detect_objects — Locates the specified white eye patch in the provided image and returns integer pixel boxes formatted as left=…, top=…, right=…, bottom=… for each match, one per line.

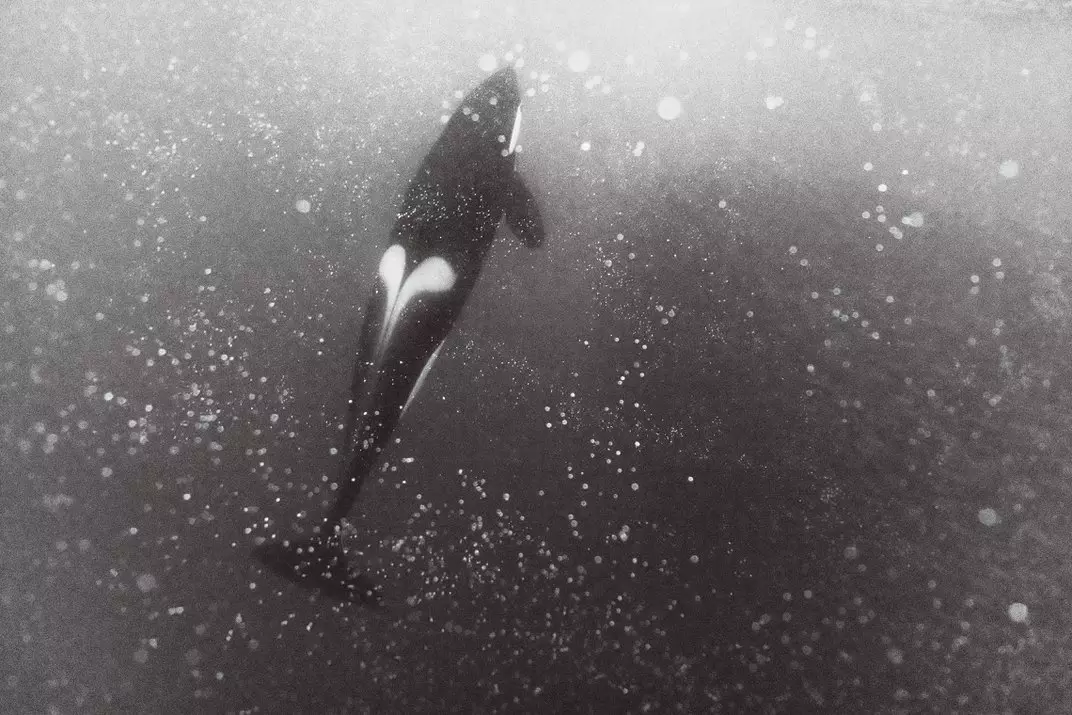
left=507, top=106, right=522, bottom=155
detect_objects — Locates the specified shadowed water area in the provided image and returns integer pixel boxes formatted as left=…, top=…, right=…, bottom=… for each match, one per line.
left=4, top=0, right=1072, bottom=712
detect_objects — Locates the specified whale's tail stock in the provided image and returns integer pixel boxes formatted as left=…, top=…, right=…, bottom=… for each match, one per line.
left=252, top=532, right=381, bottom=605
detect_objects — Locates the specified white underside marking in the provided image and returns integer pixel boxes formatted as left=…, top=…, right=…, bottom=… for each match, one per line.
left=507, top=106, right=522, bottom=155
left=375, top=244, right=456, bottom=363
left=401, top=339, right=446, bottom=418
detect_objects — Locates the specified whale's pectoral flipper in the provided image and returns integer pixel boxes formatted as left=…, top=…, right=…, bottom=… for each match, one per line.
left=504, top=175, right=545, bottom=248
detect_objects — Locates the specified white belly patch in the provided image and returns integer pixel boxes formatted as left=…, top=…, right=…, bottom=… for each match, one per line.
left=375, top=244, right=456, bottom=362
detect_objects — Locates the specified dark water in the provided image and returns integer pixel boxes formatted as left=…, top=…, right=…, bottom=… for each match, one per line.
left=4, top=1, right=1072, bottom=712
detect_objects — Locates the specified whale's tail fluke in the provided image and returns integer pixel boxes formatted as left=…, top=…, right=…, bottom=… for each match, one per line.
left=252, top=536, right=381, bottom=605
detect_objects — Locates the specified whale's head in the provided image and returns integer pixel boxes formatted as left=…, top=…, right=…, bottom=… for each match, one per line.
left=433, top=66, right=524, bottom=183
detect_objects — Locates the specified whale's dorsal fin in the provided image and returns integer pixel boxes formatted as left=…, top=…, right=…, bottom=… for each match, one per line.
left=504, top=174, right=544, bottom=248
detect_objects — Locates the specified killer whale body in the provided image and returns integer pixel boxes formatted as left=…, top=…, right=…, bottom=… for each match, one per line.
left=253, top=67, right=544, bottom=604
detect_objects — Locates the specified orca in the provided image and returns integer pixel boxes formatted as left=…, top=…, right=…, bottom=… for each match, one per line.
left=253, top=66, right=545, bottom=604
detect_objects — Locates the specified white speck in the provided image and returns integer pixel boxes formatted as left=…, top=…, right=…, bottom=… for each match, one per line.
left=477, top=54, right=498, bottom=72
left=877, top=183, right=887, bottom=192
left=863, top=162, right=873, bottom=171
left=632, top=141, right=645, bottom=157
left=901, top=212, right=924, bottom=227
left=999, top=160, right=1020, bottom=179
left=136, top=573, right=158, bottom=593
left=294, top=199, right=311, bottom=213
left=580, top=141, right=591, bottom=151
left=689, top=554, right=699, bottom=564
left=970, top=274, right=980, bottom=284
left=657, top=96, right=683, bottom=121
left=1008, top=602, right=1029, bottom=623
left=978, top=508, right=1000, bottom=526
left=992, top=258, right=1002, bottom=268
left=133, top=648, right=149, bottom=664
left=101, top=467, right=113, bottom=478
left=567, top=50, right=590, bottom=73
left=765, top=96, right=784, bottom=110
left=631, top=482, right=639, bottom=491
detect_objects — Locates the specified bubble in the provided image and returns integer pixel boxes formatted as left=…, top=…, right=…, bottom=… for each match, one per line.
left=136, top=573, right=158, bottom=593
left=901, top=212, right=924, bottom=227
left=657, top=96, right=683, bottom=121
left=1007, top=602, right=1029, bottom=623
left=765, top=96, right=784, bottom=110
left=294, top=199, right=311, bottom=214
left=999, top=159, right=1020, bottom=179
left=477, top=54, right=498, bottom=72
left=567, top=50, right=590, bottom=73
left=977, top=508, right=999, bottom=526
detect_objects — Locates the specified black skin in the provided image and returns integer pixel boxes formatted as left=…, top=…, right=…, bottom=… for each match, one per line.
left=321, top=67, right=544, bottom=537
left=253, top=68, right=543, bottom=602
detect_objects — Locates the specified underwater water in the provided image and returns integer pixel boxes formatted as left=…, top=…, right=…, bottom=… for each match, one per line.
left=4, top=0, right=1072, bottom=712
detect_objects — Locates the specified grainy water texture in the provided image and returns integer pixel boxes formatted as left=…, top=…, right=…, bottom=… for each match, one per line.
left=3, top=0, right=1072, bottom=712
